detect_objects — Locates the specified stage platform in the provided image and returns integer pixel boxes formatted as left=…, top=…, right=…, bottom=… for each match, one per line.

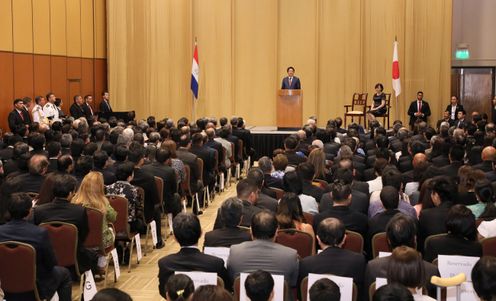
left=247, top=126, right=296, bottom=160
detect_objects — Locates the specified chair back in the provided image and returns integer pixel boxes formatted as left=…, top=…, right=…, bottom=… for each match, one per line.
left=107, top=195, right=133, bottom=238
left=154, top=176, right=164, bottom=209
left=237, top=139, right=244, bottom=161
left=0, top=241, right=40, bottom=300
left=181, top=164, right=192, bottom=196
left=481, top=236, right=496, bottom=257
left=197, top=158, right=204, bottom=183
left=383, top=93, right=391, bottom=108
left=351, top=93, right=368, bottom=111
left=268, top=187, right=285, bottom=200
left=230, top=142, right=235, bottom=163
left=342, top=230, right=364, bottom=254
left=39, top=222, right=79, bottom=273
left=84, top=207, right=104, bottom=250
left=275, top=229, right=314, bottom=258
left=372, top=232, right=391, bottom=258
left=424, top=233, right=448, bottom=252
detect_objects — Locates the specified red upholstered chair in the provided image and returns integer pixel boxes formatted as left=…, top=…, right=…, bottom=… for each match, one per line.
left=342, top=230, right=364, bottom=254
left=481, top=236, right=496, bottom=257
left=371, top=232, right=391, bottom=258
left=275, top=229, right=315, bottom=258
left=0, top=241, right=41, bottom=300
left=108, top=195, right=141, bottom=273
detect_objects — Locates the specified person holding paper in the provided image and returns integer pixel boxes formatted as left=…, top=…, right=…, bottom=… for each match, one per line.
left=158, top=213, right=229, bottom=298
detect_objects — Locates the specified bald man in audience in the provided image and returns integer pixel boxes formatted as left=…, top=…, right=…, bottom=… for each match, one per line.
left=473, top=146, right=496, bottom=172
left=16, top=154, right=48, bottom=193
left=402, top=153, right=428, bottom=193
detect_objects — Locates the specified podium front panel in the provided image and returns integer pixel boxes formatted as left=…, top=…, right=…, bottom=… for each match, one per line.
left=277, top=89, right=302, bottom=128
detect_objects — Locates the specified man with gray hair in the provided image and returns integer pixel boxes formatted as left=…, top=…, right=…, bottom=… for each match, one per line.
left=16, top=154, right=49, bottom=193
left=204, top=197, right=251, bottom=247
left=258, top=156, right=284, bottom=190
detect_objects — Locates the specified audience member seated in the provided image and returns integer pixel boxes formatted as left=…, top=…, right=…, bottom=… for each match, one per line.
left=368, top=167, right=416, bottom=219
left=227, top=211, right=299, bottom=287
left=245, top=270, right=274, bottom=301
left=204, top=198, right=251, bottom=247
left=157, top=213, right=228, bottom=298
left=284, top=136, right=307, bottom=166
left=456, top=166, right=485, bottom=206
left=473, top=146, right=496, bottom=173
left=471, top=256, right=496, bottom=301
left=319, top=168, right=369, bottom=215
left=213, top=179, right=262, bottom=229
left=92, top=150, right=117, bottom=185
left=0, top=193, right=72, bottom=301
left=365, top=214, right=439, bottom=298
left=3, top=141, right=29, bottom=176
left=15, top=154, right=48, bottom=193
left=91, top=288, right=133, bottom=301
left=309, top=278, right=341, bottom=301
left=418, top=176, right=455, bottom=249
left=276, top=192, right=315, bottom=239
left=424, top=204, right=482, bottom=263
left=106, top=162, right=145, bottom=233
left=72, top=171, right=117, bottom=273
left=368, top=186, right=402, bottom=240
left=299, top=217, right=365, bottom=295
left=32, top=173, right=92, bottom=274
left=297, top=162, right=325, bottom=202
left=189, top=132, right=216, bottom=191
left=271, top=154, right=288, bottom=180
left=190, top=285, right=232, bottom=301
left=373, top=283, right=414, bottom=301
left=165, top=274, right=194, bottom=301
left=283, top=171, right=318, bottom=215
left=367, top=158, right=388, bottom=193
left=387, top=246, right=436, bottom=300
left=142, top=147, right=181, bottom=217
left=258, top=156, right=284, bottom=190
left=247, top=168, right=278, bottom=212
left=438, top=144, right=464, bottom=180
left=402, top=153, right=428, bottom=197
left=308, top=148, right=333, bottom=184
left=46, top=141, right=61, bottom=173
left=160, top=140, right=186, bottom=185
left=214, top=126, right=234, bottom=171
left=468, top=179, right=496, bottom=219
left=313, top=180, right=368, bottom=238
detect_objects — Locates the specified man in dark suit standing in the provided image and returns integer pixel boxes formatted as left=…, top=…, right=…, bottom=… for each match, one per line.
left=281, top=66, right=301, bottom=89
left=8, top=99, right=31, bottom=133
left=0, top=193, right=72, bottom=301
left=99, top=91, right=112, bottom=113
left=445, top=95, right=464, bottom=124
left=32, top=173, right=91, bottom=274
left=70, top=95, right=86, bottom=119
left=299, top=218, right=366, bottom=295
left=158, top=213, right=229, bottom=298
left=83, top=95, right=95, bottom=123
left=407, top=91, right=431, bottom=128
left=204, top=198, right=251, bottom=247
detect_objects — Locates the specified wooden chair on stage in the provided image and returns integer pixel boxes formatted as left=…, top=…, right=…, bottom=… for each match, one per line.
left=344, top=93, right=368, bottom=128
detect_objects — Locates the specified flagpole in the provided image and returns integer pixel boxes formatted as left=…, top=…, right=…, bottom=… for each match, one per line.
left=394, top=36, right=398, bottom=122
left=192, top=37, right=198, bottom=122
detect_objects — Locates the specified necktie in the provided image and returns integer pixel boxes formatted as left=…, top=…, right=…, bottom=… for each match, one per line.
left=289, top=77, right=292, bottom=87
left=19, top=111, right=24, bottom=121
left=418, top=101, right=422, bottom=112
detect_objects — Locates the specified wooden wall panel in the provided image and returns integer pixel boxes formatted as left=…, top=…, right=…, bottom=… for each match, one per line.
left=81, top=58, right=95, bottom=97
left=50, top=0, right=67, bottom=56
left=67, top=57, right=82, bottom=80
left=12, top=0, right=33, bottom=53
left=33, top=0, right=51, bottom=54
left=94, top=58, right=107, bottom=109
left=13, top=54, right=34, bottom=100
left=33, top=55, right=52, bottom=96
left=0, top=52, right=14, bottom=131
left=66, top=0, right=82, bottom=57
left=0, top=0, right=13, bottom=51
left=51, top=56, right=68, bottom=105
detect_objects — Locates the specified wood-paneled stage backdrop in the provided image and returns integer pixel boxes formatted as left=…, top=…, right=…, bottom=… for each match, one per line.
left=108, top=0, right=452, bottom=127
left=0, top=0, right=107, bottom=132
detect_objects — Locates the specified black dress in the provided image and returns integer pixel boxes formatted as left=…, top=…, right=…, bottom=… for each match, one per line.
left=370, top=93, right=387, bottom=116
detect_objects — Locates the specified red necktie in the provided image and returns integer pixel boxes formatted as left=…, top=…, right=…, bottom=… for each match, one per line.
left=418, top=101, right=422, bottom=112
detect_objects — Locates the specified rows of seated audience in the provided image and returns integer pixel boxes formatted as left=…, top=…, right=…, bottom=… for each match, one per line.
left=1, top=94, right=496, bottom=300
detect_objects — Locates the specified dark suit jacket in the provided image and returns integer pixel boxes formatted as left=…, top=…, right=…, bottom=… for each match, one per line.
left=351, top=181, right=369, bottom=196
left=313, top=206, right=368, bottom=238
left=264, top=173, right=284, bottom=190
left=0, top=219, right=61, bottom=299
left=8, top=109, right=31, bottom=133
left=439, top=161, right=463, bottom=179
left=418, top=201, right=453, bottom=250
left=233, top=127, right=253, bottom=157
left=205, top=139, right=224, bottom=169
left=256, top=192, right=278, bottom=213
left=367, top=209, right=401, bottom=240
left=365, top=254, right=440, bottom=299
left=431, top=155, right=450, bottom=167
left=319, top=191, right=369, bottom=216
left=398, top=155, right=413, bottom=173
left=158, top=247, right=229, bottom=298
left=473, top=160, right=493, bottom=173
left=131, top=167, right=160, bottom=222
left=99, top=100, right=112, bottom=113
left=141, top=162, right=180, bottom=215
left=424, top=234, right=482, bottom=263
left=445, top=104, right=464, bottom=121
left=93, top=167, right=117, bottom=185
left=407, top=100, right=431, bottom=126
left=190, top=145, right=216, bottom=186
left=299, top=247, right=366, bottom=294
left=32, top=198, right=90, bottom=272
left=285, top=150, right=307, bottom=166
left=281, top=76, right=301, bottom=89
left=69, top=103, right=86, bottom=119
left=0, top=146, right=14, bottom=161
left=302, top=181, right=324, bottom=203
left=214, top=199, right=262, bottom=229
left=83, top=103, right=94, bottom=122
left=204, top=227, right=251, bottom=248
left=16, top=173, right=46, bottom=193
left=324, top=142, right=340, bottom=156
left=176, top=147, right=202, bottom=192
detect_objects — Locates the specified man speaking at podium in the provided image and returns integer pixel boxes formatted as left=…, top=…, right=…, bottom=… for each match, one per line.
left=281, top=66, right=301, bottom=90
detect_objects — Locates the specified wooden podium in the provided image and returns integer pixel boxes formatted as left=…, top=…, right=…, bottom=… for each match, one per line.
left=277, top=89, right=303, bottom=129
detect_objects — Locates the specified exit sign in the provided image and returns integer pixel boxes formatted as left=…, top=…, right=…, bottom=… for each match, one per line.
left=456, top=49, right=470, bottom=60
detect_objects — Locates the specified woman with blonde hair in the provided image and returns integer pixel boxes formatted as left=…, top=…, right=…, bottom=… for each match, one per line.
left=72, top=171, right=117, bottom=270
left=308, top=148, right=332, bottom=183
